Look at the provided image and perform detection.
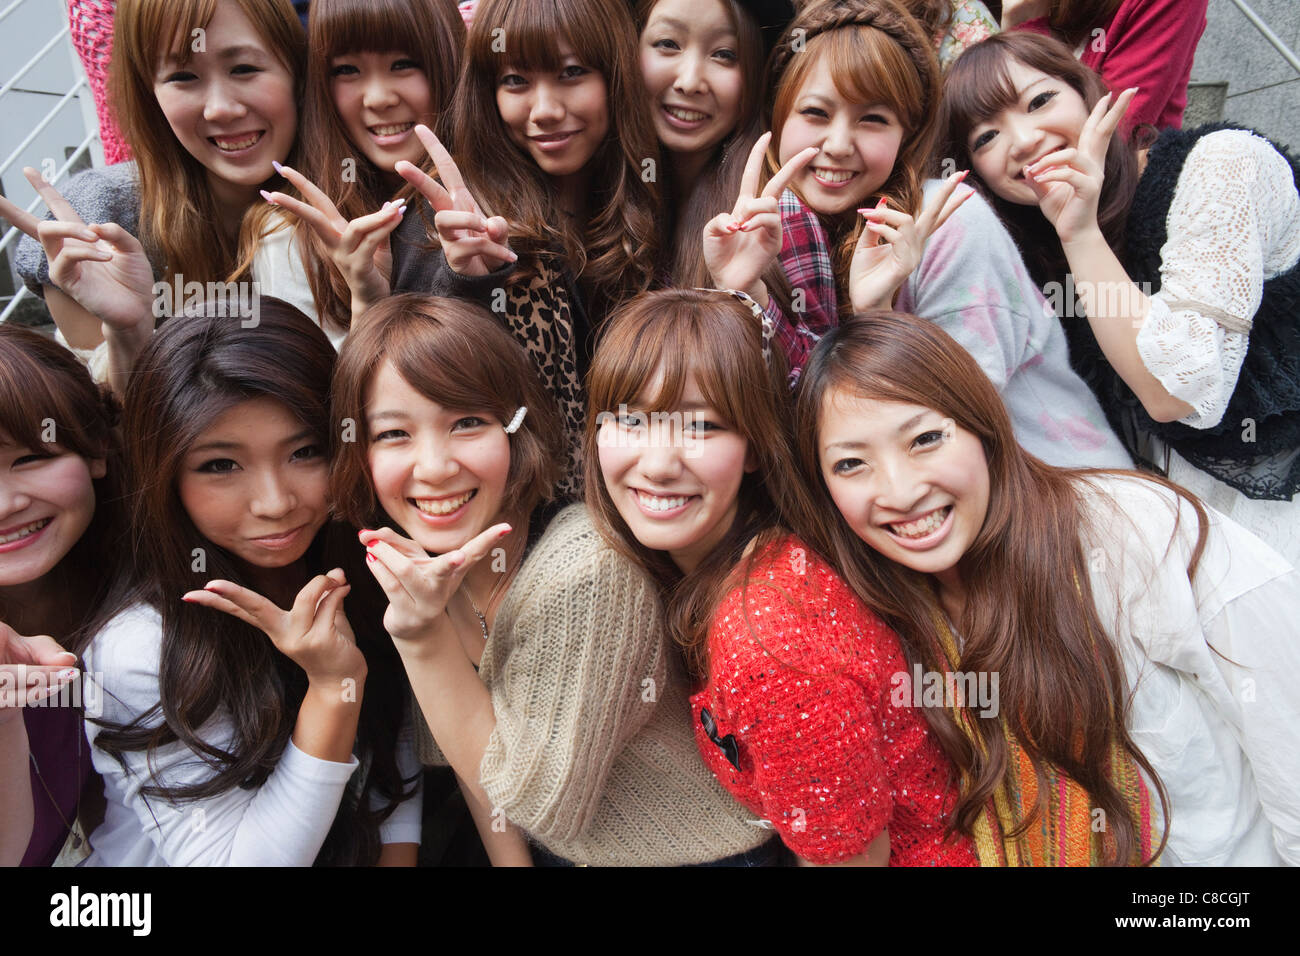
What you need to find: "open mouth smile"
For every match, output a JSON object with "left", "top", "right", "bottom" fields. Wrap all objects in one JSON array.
[{"left": 209, "top": 131, "right": 265, "bottom": 153}]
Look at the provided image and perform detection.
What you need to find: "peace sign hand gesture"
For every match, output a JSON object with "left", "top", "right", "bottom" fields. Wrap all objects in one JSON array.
[
  {"left": 395, "top": 125, "right": 517, "bottom": 277},
  {"left": 0, "top": 623, "right": 79, "bottom": 723},
  {"left": 1023, "top": 87, "right": 1137, "bottom": 246},
  {"left": 358, "top": 523, "right": 512, "bottom": 648},
  {"left": 849, "top": 168, "right": 974, "bottom": 314},
  {"left": 182, "top": 570, "right": 366, "bottom": 687},
  {"left": 260, "top": 162, "right": 404, "bottom": 320},
  {"left": 703, "top": 133, "right": 818, "bottom": 301},
  {"left": 0, "top": 168, "right": 154, "bottom": 335}
]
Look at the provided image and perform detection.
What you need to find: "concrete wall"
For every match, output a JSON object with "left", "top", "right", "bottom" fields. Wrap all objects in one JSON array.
[{"left": 1191, "top": 0, "right": 1300, "bottom": 148}]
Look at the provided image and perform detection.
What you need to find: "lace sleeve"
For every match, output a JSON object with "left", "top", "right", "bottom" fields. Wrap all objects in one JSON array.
[{"left": 1136, "top": 131, "right": 1300, "bottom": 429}]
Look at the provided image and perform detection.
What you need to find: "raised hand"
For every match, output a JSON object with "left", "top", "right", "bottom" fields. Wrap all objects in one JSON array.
[
  {"left": 0, "top": 168, "right": 154, "bottom": 335},
  {"left": 1023, "top": 87, "right": 1138, "bottom": 246},
  {"left": 703, "top": 133, "right": 818, "bottom": 301},
  {"left": 848, "top": 169, "right": 974, "bottom": 314},
  {"left": 182, "top": 570, "right": 365, "bottom": 687},
  {"left": 394, "top": 125, "right": 516, "bottom": 277},
  {"left": 358, "top": 523, "right": 511, "bottom": 645},
  {"left": 0, "top": 623, "right": 79, "bottom": 720},
  {"left": 260, "top": 161, "right": 403, "bottom": 318}
]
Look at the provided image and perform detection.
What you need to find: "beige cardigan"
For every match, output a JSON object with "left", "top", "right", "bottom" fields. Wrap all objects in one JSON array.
[{"left": 413, "top": 505, "right": 766, "bottom": 865}]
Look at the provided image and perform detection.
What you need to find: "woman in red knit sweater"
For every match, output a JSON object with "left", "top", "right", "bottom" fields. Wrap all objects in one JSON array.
[{"left": 584, "top": 288, "right": 976, "bottom": 866}]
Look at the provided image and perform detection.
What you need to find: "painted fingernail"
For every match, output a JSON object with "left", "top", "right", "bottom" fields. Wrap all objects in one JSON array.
[
  {"left": 366, "top": 553, "right": 376, "bottom": 564},
  {"left": 957, "top": 170, "right": 969, "bottom": 181},
  {"left": 58, "top": 669, "right": 79, "bottom": 681},
  {"left": 272, "top": 160, "right": 286, "bottom": 173},
  {"left": 260, "top": 189, "right": 277, "bottom": 204},
  {"left": 397, "top": 205, "right": 408, "bottom": 216}
]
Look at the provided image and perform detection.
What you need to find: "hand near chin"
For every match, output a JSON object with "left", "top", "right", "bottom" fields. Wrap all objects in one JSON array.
[
  {"left": 703, "top": 132, "right": 817, "bottom": 299},
  {"left": 395, "top": 125, "right": 516, "bottom": 277},
  {"left": 0, "top": 168, "right": 154, "bottom": 337},
  {"left": 1023, "top": 88, "right": 1136, "bottom": 246},
  {"left": 182, "top": 570, "right": 366, "bottom": 688},
  {"left": 358, "top": 523, "right": 511, "bottom": 645},
  {"left": 0, "top": 623, "right": 79, "bottom": 720}
]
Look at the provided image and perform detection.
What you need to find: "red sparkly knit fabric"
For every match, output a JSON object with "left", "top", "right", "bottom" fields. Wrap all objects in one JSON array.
[{"left": 689, "top": 536, "right": 977, "bottom": 866}]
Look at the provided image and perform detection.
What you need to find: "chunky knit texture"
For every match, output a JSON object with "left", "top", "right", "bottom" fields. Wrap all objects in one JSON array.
[
  {"left": 68, "top": 1, "right": 131, "bottom": 164},
  {"left": 689, "top": 536, "right": 977, "bottom": 866},
  {"left": 413, "top": 505, "right": 766, "bottom": 865}
]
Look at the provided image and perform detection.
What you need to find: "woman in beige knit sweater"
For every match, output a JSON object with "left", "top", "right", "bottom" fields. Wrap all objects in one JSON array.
[{"left": 330, "top": 294, "right": 778, "bottom": 865}]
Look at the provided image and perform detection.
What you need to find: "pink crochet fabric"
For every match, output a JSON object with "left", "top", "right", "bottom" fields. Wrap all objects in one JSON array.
[{"left": 67, "top": 0, "right": 131, "bottom": 164}]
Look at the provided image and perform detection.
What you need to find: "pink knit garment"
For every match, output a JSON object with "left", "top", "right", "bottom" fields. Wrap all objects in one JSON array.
[{"left": 67, "top": 0, "right": 130, "bottom": 164}]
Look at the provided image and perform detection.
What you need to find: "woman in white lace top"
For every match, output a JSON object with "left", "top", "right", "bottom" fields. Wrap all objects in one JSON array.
[{"left": 941, "top": 32, "right": 1300, "bottom": 564}]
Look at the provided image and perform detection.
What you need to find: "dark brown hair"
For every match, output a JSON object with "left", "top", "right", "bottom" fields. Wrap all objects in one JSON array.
[
  {"left": 90, "top": 297, "right": 411, "bottom": 865},
  {"left": 768, "top": 0, "right": 942, "bottom": 302},
  {"left": 0, "top": 325, "right": 125, "bottom": 653},
  {"left": 297, "top": 0, "right": 466, "bottom": 332},
  {"left": 110, "top": 0, "right": 307, "bottom": 286},
  {"left": 584, "top": 288, "right": 823, "bottom": 677},
  {"left": 449, "top": 0, "right": 662, "bottom": 309},
  {"left": 793, "top": 312, "right": 1188, "bottom": 864},
  {"left": 330, "top": 294, "right": 564, "bottom": 531},
  {"left": 938, "top": 30, "right": 1140, "bottom": 288}
]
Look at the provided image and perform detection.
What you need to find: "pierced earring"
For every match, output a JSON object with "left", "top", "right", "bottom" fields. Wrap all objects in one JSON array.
[{"left": 504, "top": 406, "right": 528, "bottom": 434}]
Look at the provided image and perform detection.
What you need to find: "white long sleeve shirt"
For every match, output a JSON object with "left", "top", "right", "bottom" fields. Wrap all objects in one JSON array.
[{"left": 82, "top": 603, "right": 421, "bottom": 866}]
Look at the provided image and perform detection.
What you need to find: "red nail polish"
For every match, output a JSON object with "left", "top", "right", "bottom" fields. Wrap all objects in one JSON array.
[{"left": 366, "top": 553, "right": 376, "bottom": 563}]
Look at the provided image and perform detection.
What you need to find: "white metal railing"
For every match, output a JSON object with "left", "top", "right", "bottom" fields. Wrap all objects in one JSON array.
[
  {"left": 1226, "top": 0, "right": 1300, "bottom": 76},
  {"left": 0, "top": 0, "right": 99, "bottom": 322}
]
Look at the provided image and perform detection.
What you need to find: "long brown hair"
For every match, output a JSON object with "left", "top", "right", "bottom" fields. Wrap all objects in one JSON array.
[
  {"left": 450, "top": 0, "right": 661, "bottom": 309},
  {"left": 584, "top": 289, "right": 822, "bottom": 678},
  {"left": 331, "top": 294, "right": 564, "bottom": 531},
  {"left": 793, "top": 312, "right": 1188, "bottom": 864},
  {"left": 90, "top": 298, "right": 412, "bottom": 865},
  {"left": 938, "top": 31, "right": 1140, "bottom": 288},
  {"left": 109, "top": 0, "right": 306, "bottom": 288},
  {"left": 297, "top": 0, "right": 466, "bottom": 332},
  {"left": 768, "top": 0, "right": 942, "bottom": 300},
  {"left": 0, "top": 326, "right": 125, "bottom": 654}
]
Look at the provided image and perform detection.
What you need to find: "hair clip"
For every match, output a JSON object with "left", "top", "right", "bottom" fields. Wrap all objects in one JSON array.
[
  {"left": 694, "top": 288, "right": 774, "bottom": 368},
  {"left": 503, "top": 406, "right": 528, "bottom": 434}
]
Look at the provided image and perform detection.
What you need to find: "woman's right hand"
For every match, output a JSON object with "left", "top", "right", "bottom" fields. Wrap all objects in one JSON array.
[
  {"left": 0, "top": 623, "right": 79, "bottom": 723},
  {"left": 0, "top": 168, "right": 154, "bottom": 337},
  {"left": 260, "top": 162, "right": 404, "bottom": 317},
  {"left": 395, "top": 125, "right": 517, "bottom": 277},
  {"left": 182, "top": 570, "right": 366, "bottom": 689}
]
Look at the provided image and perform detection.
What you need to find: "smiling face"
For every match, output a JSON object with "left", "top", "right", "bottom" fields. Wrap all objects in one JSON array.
[
  {"left": 777, "top": 55, "right": 905, "bottom": 216},
  {"left": 965, "top": 59, "right": 1091, "bottom": 207},
  {"left": 597, "top": 370, "right": 753, "bottom": 573},
  {"left": 330, "top": 50, "right": 435, "bottom": 172},
  {"left": 177, "top": 397, "right": 328, "bottom": 573},
  {"left": 364, "top": 361, "right": 511, "bottom": 556},
  {"left": 0, "top": 435, "right": 103, "bottom": 590},
  {"left": 495, "top": 44, "right": 610, "bottom": 182},
  {"left": 817, "top": 389, "right": 989, "bottom": 587},
  {"left": 152, "top": 0, "right": 298, "bottom": 204},
  {"left": 638, "top": 0, "right": 744, "bottom": 160}
]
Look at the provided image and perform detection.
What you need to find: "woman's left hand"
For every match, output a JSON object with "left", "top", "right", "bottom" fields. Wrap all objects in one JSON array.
[
  {"left": 359, "top": 524, "right": 511, "bottom": 646},
  {"left": 1023, "top": 87, "right": 1137, "bottom": 246},
  {"left": 703, "top": 133, "right": 817, "bottom": 301}
]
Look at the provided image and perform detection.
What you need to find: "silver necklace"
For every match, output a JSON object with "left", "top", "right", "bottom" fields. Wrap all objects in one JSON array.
[{"left": 467, "top": 594, "right": 489, "bottom": 640}]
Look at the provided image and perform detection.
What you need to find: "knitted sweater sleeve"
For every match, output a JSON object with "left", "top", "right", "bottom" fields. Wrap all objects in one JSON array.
[
  {"left": 692, "top": 547, "right": 896, "bottom": 865},
  {"left": 1136, "top": 130, "right": 1300, "bottom": 429},
  {"left": 477, "top": 508, "right": 669, "bottom": 842}
]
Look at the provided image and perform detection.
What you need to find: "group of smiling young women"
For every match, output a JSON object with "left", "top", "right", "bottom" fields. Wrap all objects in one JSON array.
[{"left": 1, "top": 0, "right": 1297, "bottom": 869}]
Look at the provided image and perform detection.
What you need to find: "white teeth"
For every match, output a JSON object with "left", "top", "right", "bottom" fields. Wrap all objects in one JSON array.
[
  {"left": 371, "top": 123, "right": 414, "bottom": 137},
  {"left": 665, "top": 106, "right": 707, "bottom": 122},
  {"left": 888, "top": 507, "right": 950, "bottom": 539},
  {"left": 213, "top": 132, "right": 261, "bottom": 151},
  {"left": 637, "top": 491, "right": 689, "bottom": 513},
  {"left": 414, "top": 491, "right": 474, "bottom": 515},
  {"left": 0, "top": 517, "right": 51, "bottom": 544},
  {"left": 813, "top": 168, "right": 857, "bottom": 184}
]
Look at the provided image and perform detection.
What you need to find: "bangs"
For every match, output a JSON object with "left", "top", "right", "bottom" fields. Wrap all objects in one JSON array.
[
  {"left": 817, "top": 27, "right": 926, "bottom": 131},
  {"left": 943, "top": 42, "right": 1024, "bottom": 142},
  {"left": 468, "top": 0, "right": 606, "bottom": 73},
  {"left": 153, "top": 0, "right": 219, "bottom": 68},
  {"left": 312, "top": 0, "right": 422, "bottom": 60},
  {"left": 0, "top": 335, "right": 104, "bottom": 459},
  {"left": 371, "top": 324, "right": 518, "bottom": 427}
]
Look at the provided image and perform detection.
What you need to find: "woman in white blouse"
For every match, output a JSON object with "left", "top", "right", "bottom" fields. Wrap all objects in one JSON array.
[
  {"left": 797, "top": 312, "right": 1300, "bottom": 867},
  {"left": 941, "top": 32, "right": 1300, "bottom": 565}
]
